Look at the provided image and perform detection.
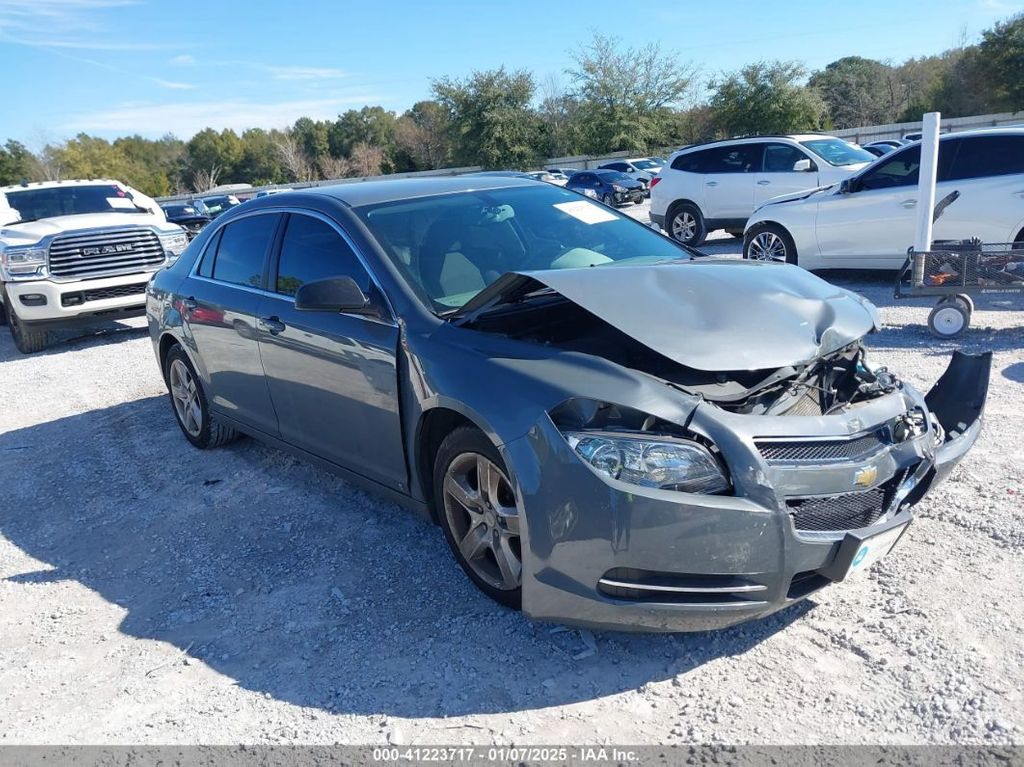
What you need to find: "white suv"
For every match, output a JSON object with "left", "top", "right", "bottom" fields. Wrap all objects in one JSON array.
[
  {"left": 743, "top": 129, "right": 1024, "bottom": 269},
  {"left": 650, "top": 135, "right": 873, "bottom": 245},
  {"left": 0, "top": 179, "right": 188, "bottom": 353}
]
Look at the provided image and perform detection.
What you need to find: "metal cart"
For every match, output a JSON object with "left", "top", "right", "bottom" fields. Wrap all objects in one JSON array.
[{"left": 895, "top": 239, "right": 1024, "bottom": 337}]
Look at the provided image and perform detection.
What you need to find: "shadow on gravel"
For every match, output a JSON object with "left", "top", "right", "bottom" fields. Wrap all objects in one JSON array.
[
  {"left": 0, "top": 396, "right": 809, "bottom": 718},
  {"left": 0, "top": 320, "right": 148, "bottom": 364}
]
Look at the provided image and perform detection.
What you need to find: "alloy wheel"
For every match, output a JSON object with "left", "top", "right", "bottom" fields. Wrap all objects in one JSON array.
[
  {"left": 671, "top": 211, "right": 697, "bottom": 242},
  {"left": 749, "top": 231, "right": 787, "bottom": 262},
  {"left": 169, "top": 358, "right": 203, "bottom": 437},
  {"left": 442, "top": 452, "right": 522, "bottom": 591}
]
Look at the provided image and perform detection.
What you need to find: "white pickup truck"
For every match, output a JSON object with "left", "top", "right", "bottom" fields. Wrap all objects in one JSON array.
[{"left": 0, "top": 179, "right": 188, "bottom": 353}]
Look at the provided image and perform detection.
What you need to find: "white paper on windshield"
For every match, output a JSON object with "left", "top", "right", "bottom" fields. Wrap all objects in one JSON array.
[
  {"left": 106, "top": 197, "right": 137, "bottom": 210},
  {"left": 554, "top": 200, "right": 617, "bottom": 224}
]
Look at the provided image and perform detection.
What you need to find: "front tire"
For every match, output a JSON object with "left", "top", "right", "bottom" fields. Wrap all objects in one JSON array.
[
  {"left": 601, "top": 193, "right": 614, "bottom": 207},
  {"left": 668, "top": 203, "right": 706, "bottom": 246},
  {"left": 4, "top": 289, "right": 49, "bottom": 354},
  {"left": 434, "top": 426, "right": 522, "bottom": 610},
  {"left": 744, "top": 223, "right": 798, "bottom": 265},
  {"left": 163, "top": 344, "right": 239, "bottom": 449}
]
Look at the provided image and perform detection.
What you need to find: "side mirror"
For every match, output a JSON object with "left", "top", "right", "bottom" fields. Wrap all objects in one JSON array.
[
  {"left": 839, "top": 177, "right": 856, "bottom": 195},
  {"left": 793, "top": 158, "right": 812, "bottom": 172},
  {"left": 294, "top": 276, "right": 377, "bottom": 316}
]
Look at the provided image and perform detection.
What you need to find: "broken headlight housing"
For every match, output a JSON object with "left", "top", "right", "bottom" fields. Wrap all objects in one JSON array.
[
  {"left": 0, "top": 244, "right": 47, "bottom": 281},
  {"left": 563, "top": 431, "right": 730, "bottom": 494}
]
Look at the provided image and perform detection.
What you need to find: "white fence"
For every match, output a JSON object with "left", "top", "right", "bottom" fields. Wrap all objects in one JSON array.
[{"left": 832, "top": 111, "right": 1024, "bottom": 145}]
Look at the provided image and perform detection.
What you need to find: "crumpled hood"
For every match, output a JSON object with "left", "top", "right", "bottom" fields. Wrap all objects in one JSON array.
[
  {"left": 460, "top": 260, "right": 879, "bottom": 372},
  {"left": 0, "top": 212, "right": 169, "bottom": 244},
  {"left": 758, "top": 184, "right": 836, "bottom": 209}
]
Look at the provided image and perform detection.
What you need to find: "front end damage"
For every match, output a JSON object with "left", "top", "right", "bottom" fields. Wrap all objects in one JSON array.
[{"left": 455, "top": 263, "right": 991, "bottom": 631}]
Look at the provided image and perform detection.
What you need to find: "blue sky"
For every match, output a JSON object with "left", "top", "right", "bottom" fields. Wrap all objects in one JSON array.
[{"left": 0, "top": 0, "right": 1020, "bottom": 145}]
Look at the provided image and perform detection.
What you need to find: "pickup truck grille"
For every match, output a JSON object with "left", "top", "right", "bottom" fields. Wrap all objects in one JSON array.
[{"left": 48, "top": 229, "right": 166, "bottom": 280}]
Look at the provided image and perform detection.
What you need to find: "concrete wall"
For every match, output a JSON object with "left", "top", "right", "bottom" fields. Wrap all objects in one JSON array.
[{"left": 833, "top": 111, "right": 1024, "bottom": 145}]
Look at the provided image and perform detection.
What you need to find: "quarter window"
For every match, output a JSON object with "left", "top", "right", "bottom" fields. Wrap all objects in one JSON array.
[
  {"left": 210, "top": 214, "right": 279, "bottom": 288},
  {"left": 275, "top": 214, "right": 370, "bottom": 296}
]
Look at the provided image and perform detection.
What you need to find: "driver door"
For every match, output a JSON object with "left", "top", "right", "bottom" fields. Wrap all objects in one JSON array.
[{"left": 753, "top": 143, "right": 819, "bottom": 206}]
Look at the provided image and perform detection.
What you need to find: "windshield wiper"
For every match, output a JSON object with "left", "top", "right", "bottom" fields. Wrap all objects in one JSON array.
[{"left": 450, "top": 287, "right": 558, "bottom": 326}]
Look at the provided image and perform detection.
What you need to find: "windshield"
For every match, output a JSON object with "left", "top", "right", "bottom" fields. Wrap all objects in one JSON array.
[
  {"left": 163, "top": 204, "right": 200, "bottom": 217},
  {"left": 3, "top": 184, "right": 144, "bottom": 222},
  {"left": 631, "top": 159, "right": 660, "bottom": 170},
  {"left": 800, "top": 138, "right": 875, "bottom": 167},
  {"left": 597, "top": 171, "right": 634, "bottom": 184},
  {"left": 355, "top": 184, "right": 690, "bottom": 312}
]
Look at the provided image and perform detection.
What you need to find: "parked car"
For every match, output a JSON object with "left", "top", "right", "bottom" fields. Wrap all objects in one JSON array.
[
  {"left": 547, "top": 167, "right": 580, "bottom": 179},
  {"left": 147, "top": 176, "right": 987, "bottom": 632},
  {"left": 862, "top": 145, "right": 891, "bottom": 158},
  {"left": 651, "top": 135, "right": 875, "bottom": 245},
  {"left": 743, "top": 128, "right": 1024, "bottom": 269},
  {"left": 0, "top": 179, "right": 188, "bottom": 353},
  {"left": 160, "top": 200, "right": 213, "bottom": 240},
  {"left": 198, "top": 194, "right": 241, "bottom": 217},
  {"left": 565, "top": 169, "right": 645, "bottom": 206},
  {"left": 597, "top": 158, "right": 663, "bottom": 196},
  {"left": 525, "top": 170, "right": 568, "bottom": 186}
]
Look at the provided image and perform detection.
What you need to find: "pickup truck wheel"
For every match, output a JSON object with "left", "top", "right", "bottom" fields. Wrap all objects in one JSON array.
[
  {"left": 5, "top": 298, "right": 49, "bottom": 354},
  {"left": 164, "top": 345, "right": 239, "bottom": 449},
  {"left": 0, "top": 299, "right": 7, "bottom": 326}
]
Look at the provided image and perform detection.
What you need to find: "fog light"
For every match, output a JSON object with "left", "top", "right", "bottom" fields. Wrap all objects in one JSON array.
[{"left": 19, "top": 293, "right": 47, "bottom": 307}]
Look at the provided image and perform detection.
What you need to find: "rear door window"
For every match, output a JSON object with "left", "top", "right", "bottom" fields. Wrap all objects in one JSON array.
[
  {"left": 210, "top": 214, "right": 280, "bottom": 288},
  {"left": 946, "top": 135, "right": 1024, "bottom": 180},
  {"left": 701, "top": 144, "right": 763, "bottom": 173}
]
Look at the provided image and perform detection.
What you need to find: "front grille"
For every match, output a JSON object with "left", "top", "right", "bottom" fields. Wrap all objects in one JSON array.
[
  {"left": 61, "top": 282, "right": 147, "bottom": 306},
  {"left": 787, "top": 469, "right": 909, "bottom": 532},
  {"left": 48, "top": 229, "right": 166, "bottom": 280},
  {"left": 757, "top": 430, "right": 888, "bottom": 464}
]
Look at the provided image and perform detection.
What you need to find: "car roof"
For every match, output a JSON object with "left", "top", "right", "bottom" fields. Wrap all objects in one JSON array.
[
  {"left": 237, "top": 176, "right": 541, "bottom": 209},
  {"left": 0, "top": 178, "right": 127, "bottom": 193}
]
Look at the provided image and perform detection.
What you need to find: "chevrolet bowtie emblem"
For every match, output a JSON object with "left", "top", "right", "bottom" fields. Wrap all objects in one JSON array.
[{"left": 854, "top": 466, "right": 878, "bottom": 488}]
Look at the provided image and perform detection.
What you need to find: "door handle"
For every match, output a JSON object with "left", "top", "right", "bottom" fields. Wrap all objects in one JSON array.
[
  {"left": 757, "top": 180, "right": 771, "bottom": 186},
  {"left": 706, "top": 181, "right": 719, "bottom": 187},
  {"left": 258, "top": 316, "right": 287, "bottom": 335},
  {"left": 900, "top": 199, "right": 917, "bottom": 208}
]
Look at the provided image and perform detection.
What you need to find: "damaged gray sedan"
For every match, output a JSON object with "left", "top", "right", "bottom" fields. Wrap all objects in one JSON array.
[{"left": 146, "top": 177, "right": 990, "bottom": 632}]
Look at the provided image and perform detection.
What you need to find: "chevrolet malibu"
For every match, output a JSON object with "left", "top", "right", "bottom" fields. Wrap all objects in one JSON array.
[{"left": 146, "top": 177, "right": 989, "bottom": 632}]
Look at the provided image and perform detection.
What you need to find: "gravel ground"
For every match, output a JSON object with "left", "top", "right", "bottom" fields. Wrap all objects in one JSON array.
[{"left": 1, "top": 199, "right": 1022, "bottom": 746}]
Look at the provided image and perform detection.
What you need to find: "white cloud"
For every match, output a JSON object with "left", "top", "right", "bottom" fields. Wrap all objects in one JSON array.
[
  {"left": 65, "top": 95, "right": 381, "bottom": 138},
  {"left": 152, "top": 78, "right": 196, "bottom": 90},
  {"left": 0, "top": 0, "right": 154, "bottom": 49},
  {"left": 170, "top": 53, "right": 196, "bottom": 66},
  {"left": 266, "top": 65, "right": 347, "bottom": 81}
]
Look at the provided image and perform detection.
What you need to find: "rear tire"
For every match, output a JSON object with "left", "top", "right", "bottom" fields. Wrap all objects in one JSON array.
[
  {"left": 667, "top": 202, "right": 706, "bottom": 247},
  {"left": 4, "top": 288, "right": 49, "bottom": 354},
  {"left": 744, "top": 223, "right": 798, "bottom": 265},
  {"left": 163, "top": 344, "right": 239, "bottom": 449},
  {"left": 433, "top": 426, "right": 522, "bottom": 610}
]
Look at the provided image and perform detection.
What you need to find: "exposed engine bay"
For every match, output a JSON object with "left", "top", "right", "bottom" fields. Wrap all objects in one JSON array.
[{"left": 464, "top": 292, "right": 905, "bottom": 417}]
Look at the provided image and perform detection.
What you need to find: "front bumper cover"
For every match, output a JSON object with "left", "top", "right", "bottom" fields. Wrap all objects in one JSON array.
[{"left": 505, "top": 351, "right": 991, "bottom": 632}]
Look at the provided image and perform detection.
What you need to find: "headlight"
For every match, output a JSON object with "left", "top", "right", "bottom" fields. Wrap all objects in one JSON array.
[
  {"left": 158, "top": 231, "right": 189, "bottom": 261},
  {"left": 612, "top": 184, "right": 626, "bottom": 192},
  {"left": 563, "top": 431, "right": 730, "bottom": 494},
  {"left": 0, "top": 245, "right": 47, "bottom": 280}
]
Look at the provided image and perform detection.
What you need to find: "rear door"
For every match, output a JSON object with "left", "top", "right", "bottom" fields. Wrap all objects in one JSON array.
[
  {"left": 184, "top": 212, "right": 282, "bottom": 435},
  {"left": 699, "top": 143, "right": 761, "bottom": 221},
  {"left": 754, "top": 142, "right": 819, "bottom": 206},
  {"left": 255, "top": 211, "right": 406, "bottom": 489}
]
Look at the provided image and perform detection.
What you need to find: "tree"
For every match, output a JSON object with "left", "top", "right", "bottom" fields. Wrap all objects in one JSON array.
[
  {"left": 974, "top": 13, "right": 1024, "bottom": 111},
  {"left": 235, "top": 128, "right": 286, "bottom": 185},
  {"left": 394, "top": 100, "right": 452, "bottom": 170},
  {"left": 432, "top": 67, "right": 541, "bottom": 168},
  {"left": 567, "top": 34, "right": 696, "bottom": 153},
  {"left": 274, "top": 133, "right": 315, "bottom": 182},
  {"left": 0, "top": 140, "right": 35, "bottom": 185},
  {"left": 709, "top": 61, "right": 827, "bottom": 137},
  {"left": 809, "top": 57, "right": 897, "bottom": 128},
  {"left": 328, "top": 106, "right": 398, "bottom": 170},
  {"left": 347, "top": 142, "right": 384, "bottom": 177},
  {"left": 292, "top": 117, "right": 331, "bottom": 167}
]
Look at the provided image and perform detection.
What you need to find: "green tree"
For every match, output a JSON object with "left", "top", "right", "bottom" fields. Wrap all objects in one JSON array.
[
  {"left": 567, "top": 34, "right": 696, "bottom": 153},
  {"left": 328, "top": 106, "right": 398, "bottom": 170},
  {"left": 236, "top": 128, "right": 287, "bottom": 185},
  {"left": 0, "top": 140, "right": 36, "bottom": 185},
  {"left": 974, "top": 13, "right": 1024, "bottom": 111},
  {"left": 809, "top": 56, "right": 897, "bottom": 128},
  {"left": 432, "top": 67, "right": 541, "bottom": 168},
  {"left": 709, "top": 61, "right": 827, "bottom": 137},
  {"left": 185, "top": 128, "right": 244, "bottom": 188},
  {"left": 394, "top": 100, "right": 452, "bottom": 170},
  {"left": 291, "top": 117, "right": 331, "bottom": 166}
]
